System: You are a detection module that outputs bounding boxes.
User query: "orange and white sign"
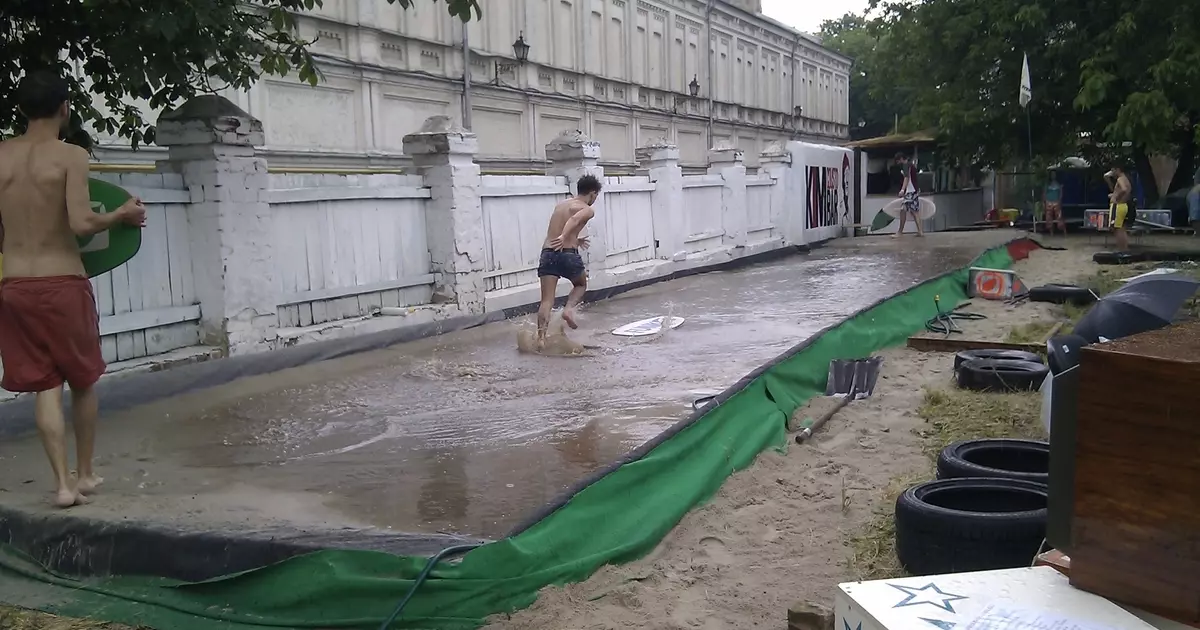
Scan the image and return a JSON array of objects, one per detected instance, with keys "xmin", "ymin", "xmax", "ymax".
[{"xmin": 968, "ymin": 267, "xmax": 1027, "ymax": 300}]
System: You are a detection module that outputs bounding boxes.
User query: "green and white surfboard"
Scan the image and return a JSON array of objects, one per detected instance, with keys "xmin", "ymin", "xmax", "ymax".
[
  {"xmin": 78, "ymin": 178, "xmax": 143, "ymax": 278},
  {"xmin": 0, "ymin": 178, "xmax": 142, "ymax": 280}
]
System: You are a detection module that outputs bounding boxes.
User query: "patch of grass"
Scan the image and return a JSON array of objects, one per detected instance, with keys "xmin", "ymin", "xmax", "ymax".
[
  {"xmin": 1005, "ymin": 320, "xmax": 1068, "ymax": 344},
  {"xmin": 0, "ymin": 606, "xmax": 137, "ymax": 630},
  {"xmin": 916, "ymin": 387, "xmax": 1046, "ymax": 457},
  {"xmin": 843, "ymin": 387, "xmax": 1045, "ymax": 582},
  {"xmin": 844, "ymin": 473, "xmax": 921, "ymax": 582}
]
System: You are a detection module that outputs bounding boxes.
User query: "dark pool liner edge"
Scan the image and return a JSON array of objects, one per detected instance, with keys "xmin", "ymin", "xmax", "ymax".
[
  {"xmin": 0, "ymin": 242, "xmax": 821, "ymax": 580},
  {"xmin": 505, "ymin": 236, "xmax": 1042, "ymax": 537}
]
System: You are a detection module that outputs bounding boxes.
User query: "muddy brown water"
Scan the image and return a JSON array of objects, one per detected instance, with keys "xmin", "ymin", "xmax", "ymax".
[{"xmin": 0, "ymin": 234, "xmax": 1014, "ymax": 539}]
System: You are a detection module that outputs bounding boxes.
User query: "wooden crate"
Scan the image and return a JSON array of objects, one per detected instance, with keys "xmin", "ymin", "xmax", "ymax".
[{"xmin": 1070, "ymin": 321, "xmax": 1200, "ymax": 626}]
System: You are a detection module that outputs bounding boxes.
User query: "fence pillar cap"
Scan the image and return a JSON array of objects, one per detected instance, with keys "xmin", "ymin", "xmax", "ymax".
[
  {"xmin": 636, "ymin": 138, "xmax": 680, "ymax": 164},
  {"xmin": 708, "ymin": 141, "xmax": 744, "ymax": 165},
  {"xmin": 156, "ymin": 95, "xmax": 263, "ymax": 147},
  {"xmin": 402, "ymin": 116, "xmax": 478, "ymax": 156},
  {"xmin": 546, "ymin": 129, "xmax": 601, "ymax": 162}
]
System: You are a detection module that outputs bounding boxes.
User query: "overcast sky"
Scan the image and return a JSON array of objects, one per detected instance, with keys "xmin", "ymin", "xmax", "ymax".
[{"xmin": 761, "ymin": 0, "xmax": 871, "ymax": 34}]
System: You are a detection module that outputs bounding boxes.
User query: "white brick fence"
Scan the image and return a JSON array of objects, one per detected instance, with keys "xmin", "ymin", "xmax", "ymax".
[{"xmin": 5, "ymin": 96, "xmax": 856, "ymax": 388}]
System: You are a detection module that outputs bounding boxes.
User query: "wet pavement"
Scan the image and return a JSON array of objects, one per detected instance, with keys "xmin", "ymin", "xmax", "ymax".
[{"xmin": 0, "ymin": 232, "xmax": 1019, "ymax": 539}]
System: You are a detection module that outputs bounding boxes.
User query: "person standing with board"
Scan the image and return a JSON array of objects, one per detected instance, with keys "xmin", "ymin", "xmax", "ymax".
[
  {"xmin": 0, "ymin": 71, "xmax": 146, "ymax": 508},
  {"xmin": 536, "ymin": 174, "xmax": 602, "ymax": 349},
  {"xmin": 892, "ymin": 153, "xmax": 924, "ymax": 239}
]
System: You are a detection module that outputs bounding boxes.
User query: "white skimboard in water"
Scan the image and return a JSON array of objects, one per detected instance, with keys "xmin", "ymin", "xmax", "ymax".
[
  {"xmin": 882, "ymin": 196, "xmax": 938, "ymax": 220},
  {"xmin": 611, "ymin": 316, "xmax": 685, "ymax": 337}
]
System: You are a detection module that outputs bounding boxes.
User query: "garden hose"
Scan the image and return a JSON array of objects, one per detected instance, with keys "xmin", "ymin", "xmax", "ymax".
[
  {"xmin": 378, "ymin": 543, "xmax": 483, "ymax": 630},
  {"xmin": 925, "ymin": 295, "xmax": 987, "ymax": 336}
]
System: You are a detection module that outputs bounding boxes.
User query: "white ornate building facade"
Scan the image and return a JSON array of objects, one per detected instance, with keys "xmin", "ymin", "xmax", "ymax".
[{"xmin": 95, "ymin": 0, "xmax": 851, "ymax": 171}]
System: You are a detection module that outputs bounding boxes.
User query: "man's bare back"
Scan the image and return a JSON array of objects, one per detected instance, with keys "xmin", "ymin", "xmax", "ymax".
[
  {"xmin": 543, "ymin": 199, "xmax": 593, "ymax": 250},
  {"xmin": 0, "ymin": 139, "xmax": 93, "ymax": 278}
]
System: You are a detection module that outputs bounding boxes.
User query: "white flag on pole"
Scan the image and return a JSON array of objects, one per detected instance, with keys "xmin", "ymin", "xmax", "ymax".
[{"xmin": 1019, "ymin": 53, "xmax": 1032, "ymax": 108}]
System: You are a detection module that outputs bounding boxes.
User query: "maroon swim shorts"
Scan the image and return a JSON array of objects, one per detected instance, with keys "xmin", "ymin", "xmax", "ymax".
[{"xmin": 0, "ymin": 275, "xmax": 106, "ymax": 392}]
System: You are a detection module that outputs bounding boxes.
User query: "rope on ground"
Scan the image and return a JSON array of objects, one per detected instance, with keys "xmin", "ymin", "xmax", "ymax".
[{"xmin": 925, "ymin": 296, "xmax": 987, "ymax": 336}]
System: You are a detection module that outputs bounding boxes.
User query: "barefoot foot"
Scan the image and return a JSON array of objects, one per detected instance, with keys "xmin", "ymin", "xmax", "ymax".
[
  {"xmin": 77, "ymin": 475, "xmax": 105, "ymax": 495},
  {"xmin": 562, "ymin": 309, "xmax": 579, "ymax": 329},
  {"xmin": 54, "ymin": 489, "xmax": 89, "ymax": 508}
]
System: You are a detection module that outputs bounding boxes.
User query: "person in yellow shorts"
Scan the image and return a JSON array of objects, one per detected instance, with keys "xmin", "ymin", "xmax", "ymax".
[{"xmin": 1104, "ymin": 164, "xmax": 1134, "ymax": 252}]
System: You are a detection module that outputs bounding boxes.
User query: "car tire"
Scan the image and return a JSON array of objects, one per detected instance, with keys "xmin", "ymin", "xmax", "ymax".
[
  {"xmin": 953, "ymin": 350, "xmax": 1043, "ymax": 372},
  {"xmin": 894, "ymin": 477, "xmax": 1048, "ymax": 576},
  {"xmin": 1027, "ymin": 284, "xmax": 1098, "ymax": 306},
  {"xmin": 936, "ymin": 439, "xmax": 1049, "ymax": 485},
  {"xmin": 956, "ymin": 359, "xmax": 1049, "ymax": 392},
  {"xmin": 1093, "ymin": 251, "xmax": 1147, "ymax": 265}
]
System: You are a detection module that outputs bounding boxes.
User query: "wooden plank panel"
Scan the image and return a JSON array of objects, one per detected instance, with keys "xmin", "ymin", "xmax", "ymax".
[
  {"xmin": 115, "ymin": 331, "xmax": 136, "ymax": 361},
  {"xmin": 362, "ymin": 203, "xmax": 384, "ymax": 284},
  {"xmin": 303, "ymin": 206, "xmax": 325, "ymax": 292},
  {"xmin": 100, "ymin": 336, "xmax": 118, "ymax": 365},
  {"xmin": 147, "ymin": 205, "xmax": 174, "ymax": 308},
  {"xmin": 110, "ymin": 264, "xmax": 133, "ymax": 315},
  {"xmin": 92, "ymin": 275, "xmax": 115, "ymax": 317},
  {"xmin": 311, "ymin": 299, "xmax": 329, "ymax": 325},
  {"xmin": 1069, "ymin": 322, "xmax": 1200, "ymax": 625},
  {"xmin": 164, "ymin": 203, "xmax": 196, "ymax": 305},
  {"xmin": 376, "ymin": 202, "xmax": 399, "ymax": 282},
  {"xmin": 907, "ymin": 336, "xmax": 1044, "ymax": 354}
]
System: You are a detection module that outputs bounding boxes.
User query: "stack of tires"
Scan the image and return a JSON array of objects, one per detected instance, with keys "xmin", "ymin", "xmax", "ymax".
[
  {"xmin": 895, "ymin": 439, "xmax": 1050, "ymax": 576},
  {"xmin": 954, "ymin": 349, "xmax": 1049, "ymax": 392}
]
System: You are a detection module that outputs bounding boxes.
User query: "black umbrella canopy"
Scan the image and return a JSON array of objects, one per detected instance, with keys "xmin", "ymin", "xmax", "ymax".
[{"xmin": 1073, "ymin": 273, "xmax": 1200, "ymax": 342}]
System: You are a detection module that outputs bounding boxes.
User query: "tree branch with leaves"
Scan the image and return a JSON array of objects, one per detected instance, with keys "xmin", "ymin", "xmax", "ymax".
[{"xmin": 2, "ymin": 0, "xmax": 481, "ymax": 150}]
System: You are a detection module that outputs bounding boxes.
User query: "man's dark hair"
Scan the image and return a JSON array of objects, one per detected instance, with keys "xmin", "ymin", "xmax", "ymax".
[
  {"xmin": 576, "ymin": 174, "xmax": 603, "ymax": 196},
  {"xmin": 16, "ymin": 71, "xmax": 70, "ymax": 120}
]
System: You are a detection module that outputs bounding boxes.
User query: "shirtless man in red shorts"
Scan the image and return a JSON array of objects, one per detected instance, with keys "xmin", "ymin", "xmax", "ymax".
[{"xmin": 0, "ymin": 71, "xmax": 146, "ymax": 507}]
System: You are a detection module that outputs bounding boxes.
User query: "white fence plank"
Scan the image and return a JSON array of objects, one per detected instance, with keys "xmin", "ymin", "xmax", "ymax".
[
  {"xmin": 746, "ymin": 175, "xmax": 777, "ymax": 240},
  {"xmin": 682, "ymin": 176, "xmax": 725, "ymax": 253},
  {"xmin": 480, "ymin": 176, "xmax": 570, "ymax": 291},
  {"xmin": 602, "ymin": 176, "xmax": 656, "ymax": 268},
  {"xmin": 270, "ymin": 194, "xmax": 434, "ymax": 325},
  {"xmin": 86, "ymin": 194, "xmax": 200, "ymax": 365}
]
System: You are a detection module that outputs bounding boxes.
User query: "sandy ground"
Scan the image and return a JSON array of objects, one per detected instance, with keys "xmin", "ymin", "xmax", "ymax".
[{"xmin": 483, "ymin": 237, "xmax": 1104, "ymax": 630}]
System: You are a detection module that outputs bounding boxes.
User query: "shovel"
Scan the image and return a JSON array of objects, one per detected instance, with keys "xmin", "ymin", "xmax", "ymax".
[{"xmin": 793, "ymin": 357, "xmax": 883, "ymax": 443}]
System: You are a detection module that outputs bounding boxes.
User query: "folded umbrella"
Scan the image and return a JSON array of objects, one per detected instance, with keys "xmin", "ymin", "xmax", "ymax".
[{"xmin": 1073, "ymin": 273, "xmax": 1200, "ymax": 342}]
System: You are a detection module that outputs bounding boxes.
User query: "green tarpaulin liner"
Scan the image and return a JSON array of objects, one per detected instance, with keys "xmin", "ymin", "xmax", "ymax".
[{"xmin": 0, "ymin": 239, "xmax": 1036, "ymax": 630}]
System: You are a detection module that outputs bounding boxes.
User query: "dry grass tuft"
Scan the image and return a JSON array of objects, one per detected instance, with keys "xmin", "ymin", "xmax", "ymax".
[
  {"xmin": 0, "ymin": 606, "xmax": 138, "ymax": 630},
  {"xmin": 844, "ymin": 386, "xmax": 1046, "ymax": 582}
]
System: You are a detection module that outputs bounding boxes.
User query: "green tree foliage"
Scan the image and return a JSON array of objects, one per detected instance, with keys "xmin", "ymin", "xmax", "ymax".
[
  {"xmin": 840, "ymin": 0, "xmax": 1199, "ymax": 198},
  {"xmin": 818, "ymin": 13, "xmax": 910, "ymax": 141},
  {"xmin": 2, "ymin": 0, "xmax": 481, "ymax": 150}
]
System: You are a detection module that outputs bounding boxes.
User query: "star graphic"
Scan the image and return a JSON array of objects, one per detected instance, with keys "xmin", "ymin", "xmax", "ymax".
[
  {"xmin": 843, "ymin": 619, "xmax": 862, "ymax": 630},
  {"xmin": 889, "ymin": 583, "xmax": 968, "ymax": 613},
  {"xmin": 921, "ymin": 618, "xmax": 956, "ymax": 630}
]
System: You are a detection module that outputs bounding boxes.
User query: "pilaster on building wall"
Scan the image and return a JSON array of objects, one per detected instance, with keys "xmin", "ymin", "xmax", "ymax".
[
  {"xmin": 88, "ymin": 0, "xmax": 852, "ymax": 172},
  {"xmin": 156, "ymin": 102, "xmax": 816, "ymax": 355}
]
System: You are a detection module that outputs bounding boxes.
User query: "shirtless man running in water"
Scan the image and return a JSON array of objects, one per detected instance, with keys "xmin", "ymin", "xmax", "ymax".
[
  {"xmin": 0, "ymin": 71, "xmax": 146, "ymax": 507},
  {"xmin": 536, "ymin": 174, "xmax": 602, "ymax": 346}
]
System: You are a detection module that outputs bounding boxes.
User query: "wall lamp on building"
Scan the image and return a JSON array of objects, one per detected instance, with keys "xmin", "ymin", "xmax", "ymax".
[
  {"xmin": 790, "ymin": 105, "xmax": 804, "ymax": 136},
  {"xmin": 494, "ymin": 33, "xmax": 531, "ymax": 85},
  {"xmin": 674, "ymin": 75, "xmax": 702, "ymax": 113}
]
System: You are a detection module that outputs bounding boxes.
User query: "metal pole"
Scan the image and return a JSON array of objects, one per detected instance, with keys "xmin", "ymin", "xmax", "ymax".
[
  {"xmin": 1028, "ymin": 107, "xmax": 1035, "ymax": 233},
  {"xmin": 461, "ymin": 22, "xmax": 473, "ymax": 129},
  {"xmin": 705, "ymin": 0, "xmax": 716, "ymax": 149}
]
